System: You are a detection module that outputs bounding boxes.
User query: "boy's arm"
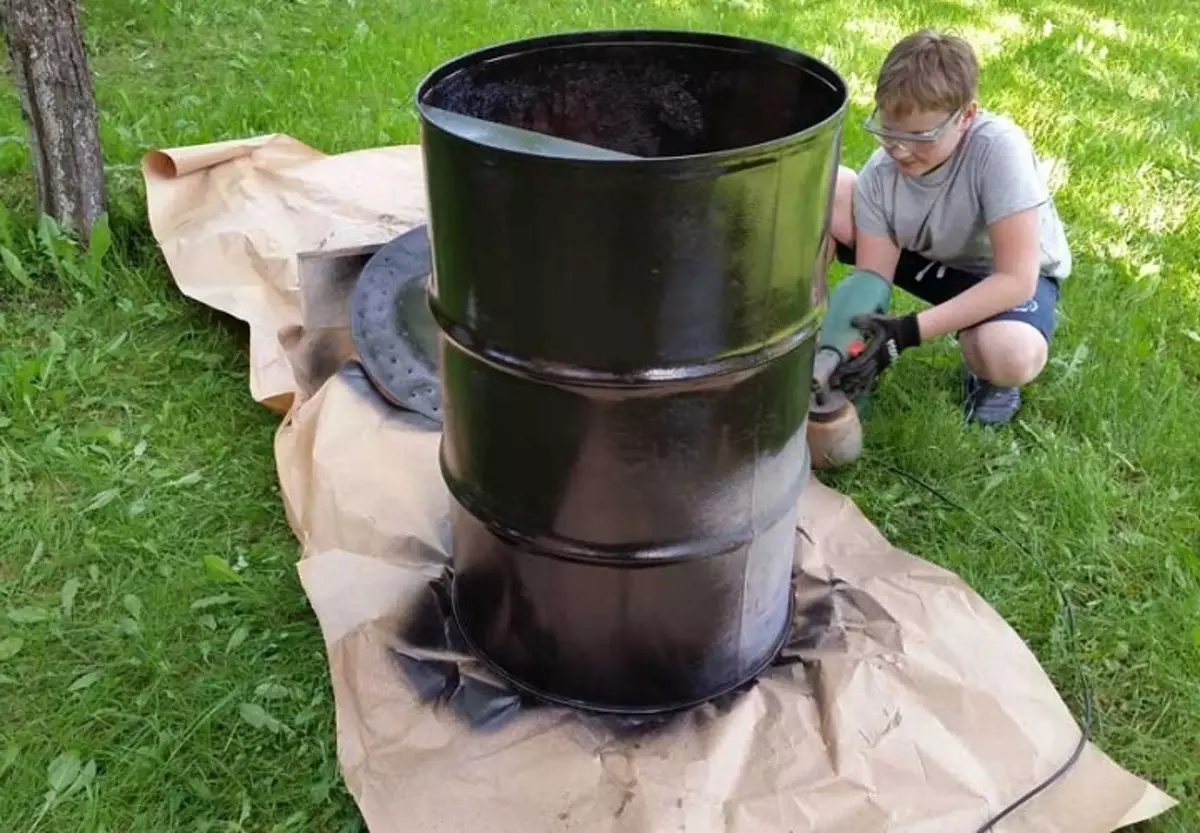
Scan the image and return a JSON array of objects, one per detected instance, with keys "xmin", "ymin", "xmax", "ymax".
[
  {"xmin": 855, "ymin": 228, "xmax": 903, "ymax": 281},
  {"xmin": 908, "ymin": 126, "xmax": 1049, "ymax": 342},
  {"xmin": 850, "ymin": 163, "xmax": 904, "ymax": 281},
  {"xmin": 914, "ymin": 206, "xmax": 1042, "ymax": 340},
  {"xmin": 838, "ymin": 134, "xmax": 1048, "ymax": 379}
]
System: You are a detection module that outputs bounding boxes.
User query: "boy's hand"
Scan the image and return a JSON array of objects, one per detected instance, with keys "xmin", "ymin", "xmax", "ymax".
[
  {"xmin": 830, "ymin": 312, "xmax": 921, "ymax": 393},
  {"xmin": 855, "ymin": 312, "xmax": 922, "ymax": 359}
]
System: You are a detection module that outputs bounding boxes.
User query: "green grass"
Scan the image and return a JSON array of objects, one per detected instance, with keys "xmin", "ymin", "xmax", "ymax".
[{"xmin": 0, "ymin": 0, "xmax": 1197, "ymax": 830}]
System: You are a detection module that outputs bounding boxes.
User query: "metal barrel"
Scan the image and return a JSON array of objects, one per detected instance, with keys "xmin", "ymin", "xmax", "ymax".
[{"xmin": 416, "ymin": 29, "xmax": 848, "ymax": 714}]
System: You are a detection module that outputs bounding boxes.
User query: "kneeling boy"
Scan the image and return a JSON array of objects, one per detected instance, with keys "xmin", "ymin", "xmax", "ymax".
[{"xmin": 827, "ymin": 28, "xmax": 1071, "ymax": 425}]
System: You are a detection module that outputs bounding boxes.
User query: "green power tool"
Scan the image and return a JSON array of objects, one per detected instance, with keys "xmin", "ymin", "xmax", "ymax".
[{"xmin": 807, "ymin": 268, "xmax": 893, "ymax": 468}]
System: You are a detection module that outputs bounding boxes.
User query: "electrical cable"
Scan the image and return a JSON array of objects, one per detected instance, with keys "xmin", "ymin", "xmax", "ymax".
[{"xmin": 867, "ymin": 460, "xmax": 1095, "ymax": 833}]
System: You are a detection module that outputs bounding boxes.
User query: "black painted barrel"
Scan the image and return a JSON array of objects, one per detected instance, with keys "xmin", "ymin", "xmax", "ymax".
[{"xmin": 416, "ymin": 30, "xmax": 848, "ymax": 714}]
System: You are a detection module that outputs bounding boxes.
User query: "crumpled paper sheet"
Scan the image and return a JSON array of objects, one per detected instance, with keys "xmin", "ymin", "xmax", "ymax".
[
  {"xmin": 142, "ymin": 134, "xmax": 428, "ymax": 413},
  {"xmin": 142, "ymin": 134, "xmax": 1176, "ymax": 832}
]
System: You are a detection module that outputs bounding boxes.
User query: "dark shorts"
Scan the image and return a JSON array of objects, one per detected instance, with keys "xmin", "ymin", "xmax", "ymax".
[{"xmin": 834, "ymin": 242, "xmax": 1060, "ymax": 344}]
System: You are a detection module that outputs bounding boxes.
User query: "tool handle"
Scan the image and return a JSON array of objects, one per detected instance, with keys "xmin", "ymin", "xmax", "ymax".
[{"xmin": 818, "ymin": 269, "xmax": 892, "ymax": 360}]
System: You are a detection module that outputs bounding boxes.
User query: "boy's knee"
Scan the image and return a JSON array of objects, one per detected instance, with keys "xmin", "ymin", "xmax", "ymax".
[
  {"xmin": 831, "ymin": 166, "xmax": 857, "ymax": 247},
  {"xmin": 836, "ymin": 165, "xmax": 858, "ymax": 195},
  {"xmin": 961, "ymin": 320, "xmax": 1048, "ymax": 387}
]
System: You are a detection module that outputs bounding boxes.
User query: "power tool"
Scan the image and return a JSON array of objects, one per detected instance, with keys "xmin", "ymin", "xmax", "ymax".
[{"xmin": 807, "ymin": 269, "xmax": 893, "ymax": 469}]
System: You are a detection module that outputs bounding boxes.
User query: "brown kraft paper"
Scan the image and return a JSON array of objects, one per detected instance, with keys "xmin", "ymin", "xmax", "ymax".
[{"xmin": 142, "ymin": 135, "xmax": 1177, "ymax": 832}]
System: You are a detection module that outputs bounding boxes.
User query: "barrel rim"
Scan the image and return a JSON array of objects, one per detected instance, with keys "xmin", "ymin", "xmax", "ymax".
[
  {"xmin": 430, "ymin": 296, "xmax": 824, "ymax": 387},
  {"xmin": 438, "ymin": 433, "xmax": 813, "ymax": 566},
  {"xmin": 413, "ymin": 28, "xmax": 850, "ymax": 167}
]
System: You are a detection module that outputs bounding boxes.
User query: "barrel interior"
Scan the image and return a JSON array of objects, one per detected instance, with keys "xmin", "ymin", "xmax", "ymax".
[{"xmin": 419, "ymin": 37, "xmax": 845, "ymax": 158}]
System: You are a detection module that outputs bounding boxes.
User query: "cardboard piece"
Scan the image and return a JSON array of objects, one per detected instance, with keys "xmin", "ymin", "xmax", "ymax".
[{"xmin": 142, "ymin": 134, "xmax": 1176, "ymax": 832}]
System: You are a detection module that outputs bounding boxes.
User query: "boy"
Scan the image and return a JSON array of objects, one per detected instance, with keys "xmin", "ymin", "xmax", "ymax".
[{"xmin": 827, "ymin": 29, "xmax": 1071, "ymax": 425}]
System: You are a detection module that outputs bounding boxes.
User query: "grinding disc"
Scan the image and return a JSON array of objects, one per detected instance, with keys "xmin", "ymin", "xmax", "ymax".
[{"xmin": 350, "ymin": 224, "xmax": 443, "ymax": 423}]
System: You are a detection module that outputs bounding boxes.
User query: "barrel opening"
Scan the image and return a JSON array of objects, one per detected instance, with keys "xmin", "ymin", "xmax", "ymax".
[{"xmin": 419, "ymin": 36, "xmax": 845, "ymax": 158}]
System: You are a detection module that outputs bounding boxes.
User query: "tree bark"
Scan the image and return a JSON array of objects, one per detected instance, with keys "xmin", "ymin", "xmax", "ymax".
[{"xmin": 2, "ymin": 0, "xmax": 105, "ymax": 241}]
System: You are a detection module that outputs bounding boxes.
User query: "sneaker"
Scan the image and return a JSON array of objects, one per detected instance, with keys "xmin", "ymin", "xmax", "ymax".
[{"xmin": 962, "ymin": 369, "xmax": 1022, "ymax": 425}]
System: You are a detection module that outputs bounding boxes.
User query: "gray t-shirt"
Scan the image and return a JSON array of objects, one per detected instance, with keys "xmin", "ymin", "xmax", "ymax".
[{"xmin": 854, "ymin": 110, "xmax": 1072, "ymax": 280}]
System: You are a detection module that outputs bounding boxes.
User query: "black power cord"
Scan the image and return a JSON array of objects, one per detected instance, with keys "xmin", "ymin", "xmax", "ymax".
[{"xmin": 867, "ymin": 461, "xmax": 1095, "ymax": 833}]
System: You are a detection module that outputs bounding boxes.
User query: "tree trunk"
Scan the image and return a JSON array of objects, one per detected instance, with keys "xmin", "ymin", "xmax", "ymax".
[{"xmin": 2, "ymin": 0, "xmax": 105, "ymax": 242}]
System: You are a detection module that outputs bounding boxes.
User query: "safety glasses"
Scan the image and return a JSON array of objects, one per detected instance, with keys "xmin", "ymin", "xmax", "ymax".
[{"xmin": 863, "ymin": 106, "xmax": 964, "ymax": 146}]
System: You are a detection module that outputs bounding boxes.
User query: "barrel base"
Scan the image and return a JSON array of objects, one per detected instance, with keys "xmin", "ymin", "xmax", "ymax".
[
  {"xmin": 452, "ymin": 583, "xmax": 794, "ymax": 716},
  {"xmin": 447, "ymin": 496, "xmax": 800, "ymax": 716}
]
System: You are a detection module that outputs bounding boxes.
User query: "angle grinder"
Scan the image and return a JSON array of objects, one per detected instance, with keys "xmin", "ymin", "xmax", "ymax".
[{"xmin": 807, "ymin": 269, "xmax": 893, "ymax": 469}]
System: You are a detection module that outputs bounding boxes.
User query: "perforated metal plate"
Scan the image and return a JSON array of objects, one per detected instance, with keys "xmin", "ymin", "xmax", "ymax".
[{"xmin": 350, "ymin": 225, "xmax": 443, "ymax": 423}]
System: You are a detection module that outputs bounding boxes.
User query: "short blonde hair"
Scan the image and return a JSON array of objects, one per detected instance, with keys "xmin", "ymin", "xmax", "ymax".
[{"xmin": 875, "ymin": 29, "xmax": 979, "ymax": 118}]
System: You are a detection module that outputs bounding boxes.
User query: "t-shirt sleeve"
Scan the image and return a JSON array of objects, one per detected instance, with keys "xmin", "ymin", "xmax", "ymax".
[
  {"xmin": 977, "ymin": 125, "xmax": 1050, "ymax": 226},
  {"xmin": 852, "ymin": 159, "xmax": 893, "ymax": 238}
]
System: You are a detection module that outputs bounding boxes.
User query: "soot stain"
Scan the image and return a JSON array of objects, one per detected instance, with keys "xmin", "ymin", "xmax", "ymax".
[
  {"xmin": 337, "ymin": 362, "xmax": 441, "ymax": 430},
  {"xmin": 385, "ymin": 567, "xmax": 766, "ymax": 739},
  {"xmin": 776, "ymin": 571, "xmax": 903, "ymax": 667},
  {"xmin": 385, "ymin": 560, "xmax": 896, "ymax": 738},
  {"xmin": 388, "ymin": 570, "xmax": 528, "ymax": 732}
]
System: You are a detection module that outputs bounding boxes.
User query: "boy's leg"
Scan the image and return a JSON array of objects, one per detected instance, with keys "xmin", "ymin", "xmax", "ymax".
[
  {"xmin": 832, "ymin": 239, "xmax": 1059, "ymax": 425},
  {"xmin": 825, "ymin": 165, "xmax": 1059, "ymax": 423},
  {"xmin": 819, "ymin": 166, "xmax": 858, "ymax": 274},
  {"xmin": 960, "ymin": 319, "xmax": 1049, "ymax": 388},
  {"xmin": 829, "ymin": 166, "xmax": 858, "ymax": 249},
  {"xmin": 894, "ymin": 260, "xmax": 1058, "ymax": 424},
  {"xmin": 958, "ymin": 277, "xmax": 1059, "ymax": 424}
]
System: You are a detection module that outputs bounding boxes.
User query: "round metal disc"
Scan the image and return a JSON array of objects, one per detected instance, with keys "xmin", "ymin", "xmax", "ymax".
[{"xmin": 350, "ymin": 224, "xmax": 443, "ymax": 423}]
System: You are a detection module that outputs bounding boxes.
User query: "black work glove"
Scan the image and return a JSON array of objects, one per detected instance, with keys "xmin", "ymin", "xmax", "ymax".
[
  {"xmin": 829, "ymin": 312, "xmax": 921, "ymax": 396},
  {"xmin": 856, "ymin": 312, "xmax": 922, "ymax": 362}
]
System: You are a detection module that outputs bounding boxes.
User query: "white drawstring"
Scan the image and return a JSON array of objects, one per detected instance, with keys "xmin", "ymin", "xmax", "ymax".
[{"xmin": 914, "ymin": 262, "xmax": 946, "ymax": 282}]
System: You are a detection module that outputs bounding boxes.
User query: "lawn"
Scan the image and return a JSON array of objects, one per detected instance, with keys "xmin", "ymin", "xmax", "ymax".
[{"xmin": 0, "ymin": 0, "xmax": 1197, "ymax": 830}]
